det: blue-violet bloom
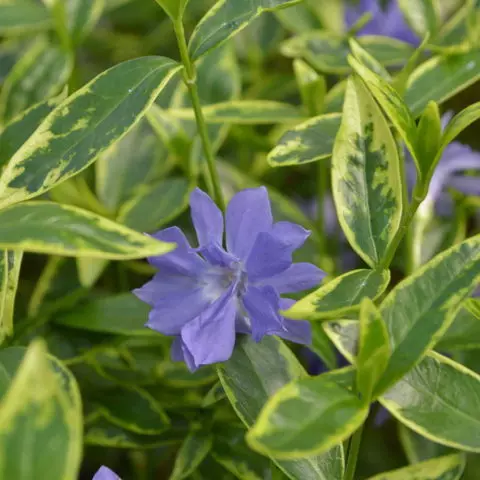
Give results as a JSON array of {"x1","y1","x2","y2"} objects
[
  {"x1": 345, "y1": 0, "x2": 419, "y2": 45},
  {"x1": 93, "y1": 466, "x2": 121, "y2": 480},
  {"x1": 407, "y1": 112, "x2": 480, "y2": 215},
  {"x1": 134, "y1": 187, "x2": 325, "y2": 371}
]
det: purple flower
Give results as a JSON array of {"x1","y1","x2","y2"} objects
[
  {"x1": 134, "y1": 187, "x2": 325, "y2": 371},
  {"x1": 345, "y1": 0, "x2": 419, "y2": 44},
  {"x1": 407, "y1": 113, "x2": 480, "y2": 215},
  {"x1": 93, "y1": 467, "x2": 121, "y2": 480}
]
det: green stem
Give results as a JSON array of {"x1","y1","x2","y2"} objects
[
  {"x1": 379, "y1": 188, "x2": 426, "y2": 270},
  {"x1": 344, "y1": 423, "x2": 365, "y2": 480},
  {"x1": 173, "y1": 20, "x2": 226, "y2": 211}
]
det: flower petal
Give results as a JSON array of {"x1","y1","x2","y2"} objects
[
  {"x1": 260, "y1": 262, "x2": 325, "y2": 294},
  {"x1": 242, "y1": 285, "x2": 283, "y2": 342},
  {"x1": 197, "y1": 242, "x2": 238, "y2": 267},
  {"x1": 226, "y1": 186, "x2": 273, "y2": 260},
  {"x1": 271, "y1": 221, "x2": 310, "y2": 250},
  {"x1": 181, "y1": 287, "x2": 237, "y2": 368},
  {"x1": 449, "y1": 175, "x2": 480, "y2": 196},
  {"x1": 171, "y1": 337, "x2": 197, "y2": 372},
  {"x1": 275, "y1": 298, "x2": 312, "y2": 345},
  {"x1": 190, "y1": 188, "x2": 224, "y2": 247},
  {"x1": 133, "y1": 273, "x2": 197, "y2": 306},
  {"x1": 148, "y1": 227, "x2": 205, "y2": 276},
  {"x1": 245, "y1": 232, "x2": 292, "y2": 282},
  {"x1": 145, "y1": 288, "x2": 211, "y2": 335},
  {"x1": 93, "y1": 467, "x2": 121, "y2": 480}
]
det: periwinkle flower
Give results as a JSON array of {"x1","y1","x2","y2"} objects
[
  {"x1": 407, "y1": 113, "x2": 480, "y2": 215},
  {"x1": 345, "y1": 0, "x2": 419, "y2": 45},
  {"x1": 134, "y1": 187, "x2": 325, "y2": 371},
  {"x1": 93, "y1": 466, "x2": 121, "y2": 480}
]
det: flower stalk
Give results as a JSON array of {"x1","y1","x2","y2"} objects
[{"x1": 173, "y1": 20, "x2": 226, "y2": 211}]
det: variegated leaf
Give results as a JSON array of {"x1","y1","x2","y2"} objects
[{"x1": 332, "y1": 76, "x2": 403, "y2": 268}]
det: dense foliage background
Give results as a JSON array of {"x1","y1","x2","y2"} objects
[{"x1": 1, "y1": 0, "x2": 480, "y2": 479}]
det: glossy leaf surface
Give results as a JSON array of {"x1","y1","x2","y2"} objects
[
  {"x1": 405, "y1": 50, "x2": 480, "y2": 117},
  {"x1": 218, "y1": 336, "x2": 344, "y2": 480},
  {"x1": 247, "y1": 374, "x2": 368, "y2": 459},
  {"x1": 0, "y1": 251, "x2": 22, "y2": 345},
  {"x1": 285, "y1": 269, "x2": 390, "y2": 321},
  {"x1": 0, "y1": 57, "x2": 180, "y2": 209},
  {"x1": 376, "y1": 234, "x2": 480, "y2": 394},
  {"x1": 0, "y1": 342, "x2": 83, "y2": 479},
  {"x1": 54, "y1": 293, "x2": 151, "y2": 335},
  {"x1": 0, "y1": 202, "x2": 175, "y2": 259},
  {"x1": 170, "y1": 101, "x2": 302, "y2": 124},
  {"x1": 366, "y1": 453, "x2": 465, "y2": 480},
  {"x1": 188, "y1": 0, "x2": 301, "y2": 60},
  {"x1": 332, "y1": 76, "x2": 403, "y2": 267},
  {"x1": 268, "y1": 113, "x2": 341, "y2": 166},
  {"x1": 0, "y1": 0, "x2": 51, "y2": 35},
  {"x1": 357, "y1": 299, "x2": 390, "y2": 400},
  {"x1": 0, "y1": 39, "x2": 72, "y2": 124},
  {"x1": 170, "y1": 431, "x2": 213, "y2": 480},
  {"x1": 117, "y1": 178, "x2": 191, "y2": 233},
  {"x1": 0, "y1": 96, "x2": 61, "y2": 168}
]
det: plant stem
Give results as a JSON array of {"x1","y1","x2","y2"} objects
[
  {"x1": 173, "y1": 20, "x2": 226, "y2": 210},
  {"x1": 379, "y1": 188, "x2": 425, "y2": 270},
  {"x1": 344, "y1": 423, "x2": 365, "y2": 480}
]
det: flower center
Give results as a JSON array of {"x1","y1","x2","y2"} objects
[{"x1": 200, "y1": 262, "x2": 247, "y2": 302}]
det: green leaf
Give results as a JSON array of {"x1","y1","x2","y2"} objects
[
  {"x1": 0, "y1": 202, "x2": 175, "y2": 259},
  {"x1": 0, "y1": 39, "x2": 72, "y2": 124},
  {"x1": 95, "y1": 386, "x2": 170, "y2": 435},
  {"x1": 281, "y1": 32, "x2": 414, "y2": 74},
  {"x1": 356, "y1": 298, "x2": 390, "y2": 400},
  {"x1": 0, "y1": 95, "x2": 62, "y2": 168},
  {"x1": 218, "y1": 336, "x2": 345, "y2": 480},
  {"x1": 324, "y1": 322, "x2": 480, "y2": 452},
  {"x1": 349, "y1": 55, "x2": 419, "y2": 169},
  {"x1": 375, "y1": 234, "x2": 480, "y2": 395},
  {"x1": 95, "y1": 119, "x2": 166, "y2": 212},
  {"x1": 382, "y1": 352, "x2": 480, "y2": 453},
  {"x1": 212, "y1": 426, "x2": 271, "y2": 480},
  {"x1": 54, "y1": 293, "x2": 152, "y2": 335},
  {"x1": 247, "y1": 374, "x2": 368, "y2": 459},
  {"x1": 285, "y1": 269, "x2": 390, "y2": 321},
  {"x1": 154, "y1": 0, "x2": 189, "y2": 21},
  {"x1": 76, "y1": 257, "x2": 108, "y2": 288},
  {"x1": 0, "y1": 342, "x2": 82, "y2": 479},
  {"x1": 310, "y1": 323, "x2": 338, "y2": 371},
  {"x1": 0, "y1": 0, "x2": 51, "y2": 36},
  {"x1": 0, "y1": 57, "x2": 180, "y2": 209},
  {"x1": 169, "y1": 100, "x2": 302, "y2": 124},
  {"x1": 188, "y1": 0, "x2": 301, "y2": 60},
  {"x1": 431, "y1": 102, "x2": 480, "y2": 178},
  {"x1": 436, "y1": 299, "x2": 480, "y2": 351},
  {"x1": 45, "y1": 0, "x2": 104, "y2": 47},
  {"x1": 332, "y1": 75, "x2": 404, "y2": 267},
  {"x1": 0, "y1": 251, "x2": 22, "y2": 345},
  {"x1": 85, "y1": 417, "x2": 186, "y2": 449},
  {"x1": 293, "y1": 59, "x2": 326, "y2": 116},
  {"x1": 267, "y1": 113, "x2": 341, "y2": 167},
  {"x1": 64, "y1": 0, "x2": 104, "y2": 45},
  {"x1": 405, "y1": 50, "x2": 480, "y2": 117},
  {"x1": 348, "y1": 38, "x2": 391, "y2": 81},
  {"x1": 117, "y1": 177, "x2": 191, "y2": 233},
  {"x1": 366, "y1": 453, "x2": 465, "y2": 480},
  {"x1": 170, "y1": 431, "x2": 213, "y2": 480},
  {"x1": 398, "y1": 424, "x2": 452, "y2": 464},
  {"x1": 415, "y1": 101, "x2": 442, "y2": 179},
  {"x1": 398, "y1": 0, "x2": 440, "y2": 37}
]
